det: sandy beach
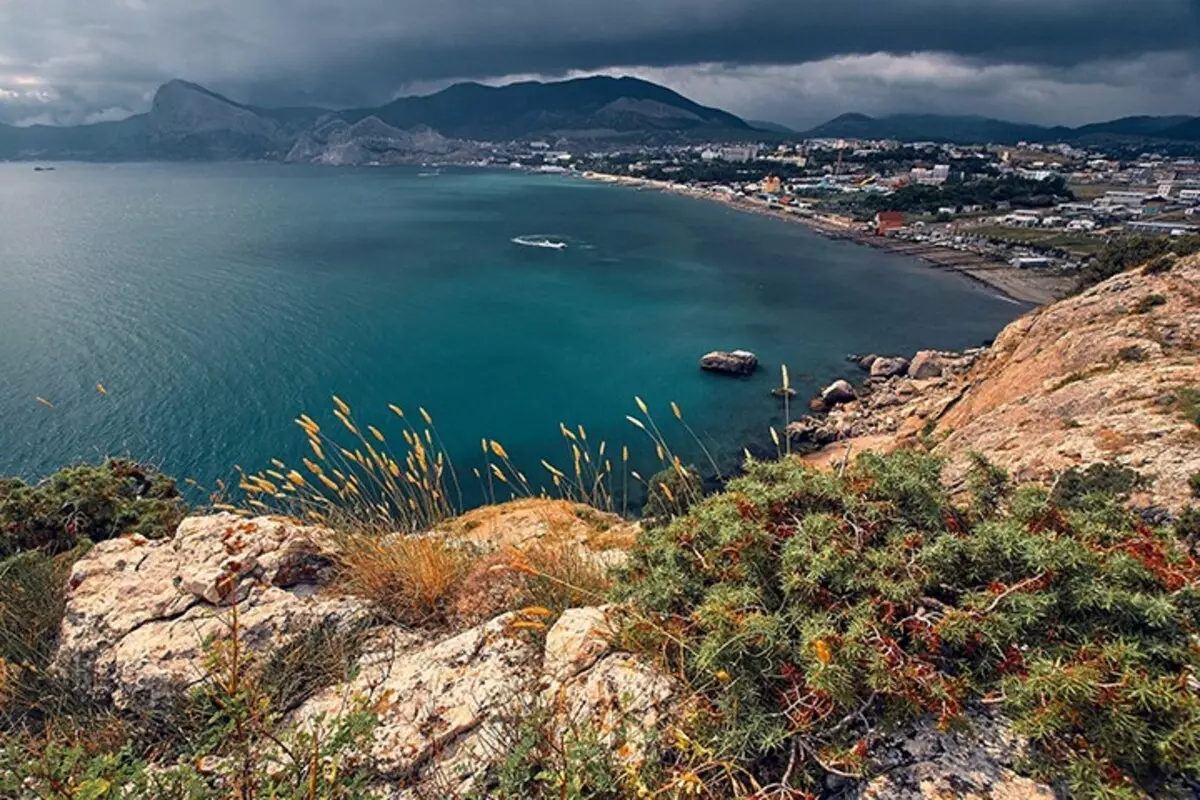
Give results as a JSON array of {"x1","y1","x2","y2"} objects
[{"x1": 581, "y1": 172, "x2": 1074, "y2": 306}]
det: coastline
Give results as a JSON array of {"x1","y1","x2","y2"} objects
[{"x1": 578, "y1": 171, "x2": 1073, "y2": 306}]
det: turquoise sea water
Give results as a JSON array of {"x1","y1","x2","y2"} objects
[{"x1": 0, "y1": 163, "x2": 1025, "y2": 504}]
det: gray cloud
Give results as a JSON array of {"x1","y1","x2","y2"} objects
[{"x1": 1, "y1": 0, "x2": 1198, "y2": 126}]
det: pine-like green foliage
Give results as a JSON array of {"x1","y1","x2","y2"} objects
[
  {"x1": 0, "y1": 459, "x2": 185, "y2": 558},
  {"x1": 616, "y1": 451, "x2": 1200, "y2": 798}
]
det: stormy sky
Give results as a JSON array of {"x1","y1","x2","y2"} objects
[{"x1": 1, "y1": 0, "x2": 1198, "y2": 128}]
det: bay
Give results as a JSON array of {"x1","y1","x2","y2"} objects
[{"x1": 0, "y1": 162, "x2": 1024, "y2": 505}]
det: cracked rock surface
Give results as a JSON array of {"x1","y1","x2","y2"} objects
[{"x1": 53, "y1": 513, "x2": 365, "y2": 711}]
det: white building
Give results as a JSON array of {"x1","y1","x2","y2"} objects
[{"x1": 719, "y1": 146, "x2": 760, "y2": 163}]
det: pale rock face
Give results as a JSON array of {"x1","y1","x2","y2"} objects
[
  {"x1": 289, "y1": 606, "x2": 673, "y2": 796},
  {"x1": 292, "y1": 614, "x2": 538, "y2": 792},
  {"x1": 541, "y1": 608, "x2": 673, "y2": 752},
  {"x1": 53, "y1": 514, "x2": 365, "y2": 710},
  {"x1": 908, "y1": 351, "x2": 945, "y2": 380},
  {"x1": 148, "y1": 80, "x2": 282, "y2": 143},
  {"x1": 853, "y1": 709, "x2": 1055, "y2": 800},
  {"x1": 807, "y1": 256, "x2": 1200, "y2": 511}
]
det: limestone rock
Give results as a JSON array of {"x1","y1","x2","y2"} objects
[
  {"x1": 54, "y1": 514, "x2": 364, "y2": 711},
  {"x1": 700, "y1": 350, "x2": 758, "y2": 376},
  {"x1": 870, "y1": 356, "x2": 911, "y2": 379},
  {"x1": 290, "y1": 607, "x2": 672, "y2": 796},
  {"x1": 291, "y1": 614, "x2": 537, "y2": 790},
  {"x1": 908, "y1": 351, "x2": 945, "y2": 380},
  {"x1": 853, "y1": 710, "x2": 1056, "y2": 800}
]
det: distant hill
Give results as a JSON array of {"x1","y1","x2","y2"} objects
[
  {"x1": 341, "y1": 76, "x2": 751, "y2": 140},
  {"x1": 802, "y1": 112, "x2": 1200, "y2": 145},
  {"x1": 747, "y1": 119, "x2": 798, "y2": 135},
  {"x1": 0, "y1": 76, "x2": 753, "y2": 162}
]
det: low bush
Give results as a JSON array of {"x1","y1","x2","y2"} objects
[
  {"x1": 1130, "y1": 293, "x2": 1168, "y2": 314},
  {"x1": 616, "y1": 451, "x2": 1200, "y2": 798},
  {"x1": 0, "y1": 459, "x2": 185, "y2": 558},
  {"x1": 1175, "y1": 387, "x2": 1200, "y2": 428},
  {"x1": 337, "y1": 534, "x2": 475, "y2": 627}
]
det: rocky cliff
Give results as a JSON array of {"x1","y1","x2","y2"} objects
[{"x1": 802, "y1": 253, "x2": 1200, "y2": 512}]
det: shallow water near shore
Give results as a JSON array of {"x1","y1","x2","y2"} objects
[{"x1": 0, "y1": 163, "x2": 1026, "y2": 506}]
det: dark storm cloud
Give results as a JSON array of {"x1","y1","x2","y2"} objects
[{"x1": 1, "y1": 0, "x2": 1198, "y2": 125}]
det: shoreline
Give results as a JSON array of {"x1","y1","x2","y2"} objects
[{"x1": 578, "y1": 171, "x2": 1073, "y2": 306}]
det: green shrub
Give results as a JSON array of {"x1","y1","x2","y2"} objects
[
  {"x1": 1051, "y1": 463, "x2": 1148, "y2": 510},
  {"x1": 1143, "y1": 254, "x2": 1176, "y2": 275},
  {"x1": 468, "y1": 703, "x2": 641, "y2": 800},
  {"x1": 0, "y1": 459, "x2": 186, "y2": 558},
  {"x1": 1175, "y1": 388, "x2": 1200, "y2": 428},
  {"x1": 616, "y1": 451, "x2": 1200, "y2": 797},
  {"x1": 1130, "y1": 294, "x2": 1168, "y2": 315},
  {"x1": 1190, "y1": 472, "x2": 1200, "y2": 499},
  {"x1": 642, "y1": 465, "x2": 703, "y2": 521}
]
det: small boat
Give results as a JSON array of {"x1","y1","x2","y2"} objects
[{"x1": 33, "y1": 166, "x2": 56, "y2": 172}]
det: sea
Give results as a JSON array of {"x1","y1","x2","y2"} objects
[{"x1": 0, "y1": 162, "x2": 1026, "y2": 506}]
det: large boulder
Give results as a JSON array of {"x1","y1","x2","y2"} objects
[
  {"x1": 53, "y1": 514, "x2": 365, "y2": 711},
  {"x1": 821, "y1": 379, "x2": 858, "y2": 407},
  {"x1": 907, "y1": 351, "x2": 945, "y2": 380},
  {"x1": 786, "y1": 417, "x2": 839, "y2": 446},
  {"x1": 870, "y1": 356, "x2": 911, "y2": 379},
  {"x1": 700, "y1": 350, "x2": 758, "y2": 376}
]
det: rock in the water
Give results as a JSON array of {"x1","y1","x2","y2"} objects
[
  {"x1": 859, "y1": 354, "x2": 879, "y2": 371},
  {"x1": 700, "y1": 350, "x2": 758, "y2": 376},
  {"x1": 822, "y1": 379, "x2": 858, "y2": 407},
  {"x1": 908, "y1": 351, "x2": 945, "y2": 380},
  {"x1": 53, "y1": 514, "x2": 365, "y2": 711},
  {"x1": 870, "y1": 356, "x2": 910, "y2": 379}
]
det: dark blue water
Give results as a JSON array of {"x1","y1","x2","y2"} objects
[{"x1": 0, "y1": 163, "x2": 1024, "y2": 503}]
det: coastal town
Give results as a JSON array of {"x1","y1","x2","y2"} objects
[{"x1": 490, "y1": 136, "x2": 1200, "y2": 304}]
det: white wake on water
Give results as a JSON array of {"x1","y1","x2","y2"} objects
[{"x1": 512, "y1": 235, "x2": 568, "y2": 250}]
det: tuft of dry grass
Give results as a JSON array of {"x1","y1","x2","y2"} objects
[
  {"x1": 337, "y1": 527, "x2": 613, "y2": 630},
  {"x1": 336, "y1": 534, "x2": 475, "y2": 627}
]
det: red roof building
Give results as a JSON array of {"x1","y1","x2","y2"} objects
[{"x1": 874, "y1": 211, "x2": 906, "y2": 235}]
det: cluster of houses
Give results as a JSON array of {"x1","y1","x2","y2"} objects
[{"x1": 993, "y1": 188, "x2": 1199, "y2": 237}]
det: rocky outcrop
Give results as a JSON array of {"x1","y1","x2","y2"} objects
[
  {"x1": 287, "y1": 606, "x2": 671, "y2": 797},
  {"x1": 852, "y1": 709, "x2": 1055, "y2": 800},
  {"x1": 870, "y1": 356, "x2": 910, "y2": 379},
  {"x1": 284, "y1": 116, "x2": 459, "y2": 165},
  {"x1": 808, "y1": 256, "x2": 1200, "y2": 511},
  {"x1": 907, "y1": 351, "x2": 945, "y2": 380},
  {"x1": 821, "y1": 379, "x2": 858, "y2": 408},
  {"x1": 53, "y1": 514, "x2": 364, "y2": 711},
  {"x1": 700, "y1": 350, "x2": 759, "y2": 376}
]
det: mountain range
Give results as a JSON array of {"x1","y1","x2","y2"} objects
[
  {"x1": 802, "y1": 112, "x2": 1200, "y2": 145},
  {"x1": 0, "y1": 76, "x2": 754, "y2": 163},
  {"x1": 2, "y1": 75, "x2": 1197, "y2": 163}
]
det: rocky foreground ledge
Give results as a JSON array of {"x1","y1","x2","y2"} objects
[{"x1": 48, "y1": 508, "x2": 1052, "y2": 799}]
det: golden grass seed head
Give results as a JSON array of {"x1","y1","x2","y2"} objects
[{"x1": 332, "y1": 395, "x2": 351, "y2": 415}]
